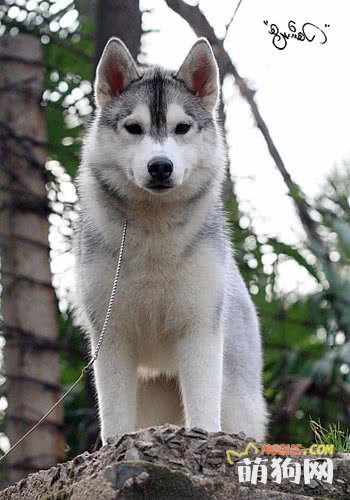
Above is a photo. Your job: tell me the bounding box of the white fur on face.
[124,103,151,130]
[166,103,192,131]
[125,102,199,190]
[86,101,220,198]
[131,135,196,190]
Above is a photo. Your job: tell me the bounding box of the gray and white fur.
[72,37,268,444]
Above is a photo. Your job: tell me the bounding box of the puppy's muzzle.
[147,157,173,188]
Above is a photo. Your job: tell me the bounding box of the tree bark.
[0,34,64,484]
[94,0,142,72]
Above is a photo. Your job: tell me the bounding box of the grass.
[310,418,350,453]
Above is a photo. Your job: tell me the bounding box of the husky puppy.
[73,37,267,444]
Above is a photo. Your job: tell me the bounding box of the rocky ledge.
[1,424,350,499]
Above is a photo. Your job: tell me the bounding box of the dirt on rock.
[1,424,349,499]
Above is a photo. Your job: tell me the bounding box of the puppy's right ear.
[94,38,140,108]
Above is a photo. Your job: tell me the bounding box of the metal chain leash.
[84,218,128,371]
[0,219,128,464]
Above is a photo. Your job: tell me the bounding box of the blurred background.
[0,0,350,486]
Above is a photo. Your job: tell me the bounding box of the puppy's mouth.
[146,182,174,192]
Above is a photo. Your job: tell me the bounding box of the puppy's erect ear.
[94,38,140,108]
[176,38,219,112]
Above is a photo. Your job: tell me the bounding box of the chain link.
[84,218,128,371]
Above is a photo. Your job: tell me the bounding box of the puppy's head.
[86,37,224,203]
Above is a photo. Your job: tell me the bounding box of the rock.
[1,424,349,499]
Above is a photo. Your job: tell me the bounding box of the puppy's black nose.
[147,157,173,181]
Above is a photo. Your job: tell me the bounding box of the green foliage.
[226,166,350,445]
[42,17,94,177]
[310,419,350,453]
[57,311,98,458]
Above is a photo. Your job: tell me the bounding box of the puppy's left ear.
[176,38,219,112]
[94,37,140,108]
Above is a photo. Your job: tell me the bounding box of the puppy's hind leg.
[136,376,184,429]
[221,374,268,441]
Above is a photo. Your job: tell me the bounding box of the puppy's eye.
[175,123,191,135]
[125,123,143,135]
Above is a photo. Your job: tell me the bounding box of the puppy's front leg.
[176,327,223,432]
[92,333,137,444]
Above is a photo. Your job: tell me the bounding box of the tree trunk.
[0,34,64,484]
[94,0,142,71]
